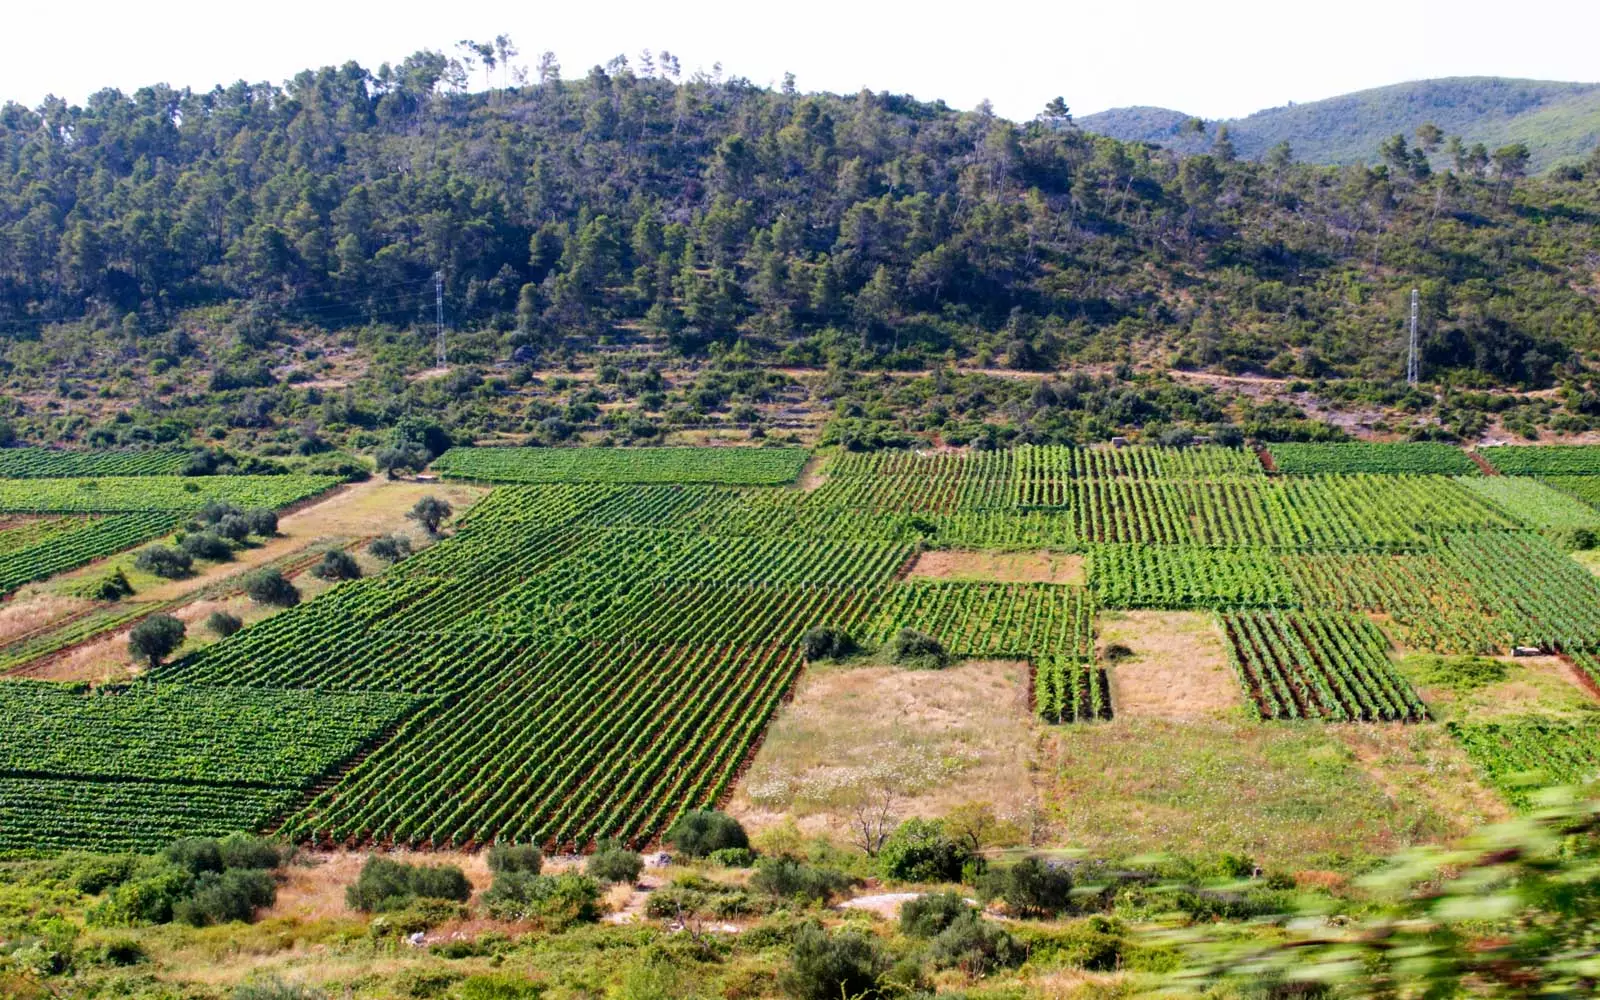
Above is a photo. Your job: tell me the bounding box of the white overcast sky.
[3,0,1597,121]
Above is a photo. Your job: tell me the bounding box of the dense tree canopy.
[1,48,1597,391]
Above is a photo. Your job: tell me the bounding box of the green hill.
[1080,77,1600,171]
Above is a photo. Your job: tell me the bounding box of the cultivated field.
[4,442,1600,859]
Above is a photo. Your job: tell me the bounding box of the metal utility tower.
[434,271,447,368]
[1408,286,1420,388]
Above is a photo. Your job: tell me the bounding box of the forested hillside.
[1080,77,1600,171]
[0,52,1598,453]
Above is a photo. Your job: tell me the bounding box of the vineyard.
[0,447,191,478]
[6,441,1600,853]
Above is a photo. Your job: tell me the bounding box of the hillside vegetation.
[1080,76,1600,171]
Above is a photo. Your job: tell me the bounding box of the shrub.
[181,531,233,561]
[586,840,643,885]
[929,912,1023,975]
[1551,526,1598,551]
[486,843,542,875]
[196,500,244,526]
[887,628,951,669]
[310,549,361,582]
[219,834,285,871]
[779,924,887,1000]
[900,891,972,937]
[244,508,279,537]
[408,495,454,535]
[455,973,544,1000]
[87,569,134,601]
[1102,641,1135,663]
[233,976,327,1000]
[750,858,855,904]
[134,545,192,579]
[664,809,748,858]
[708,846,757,868]
[244,568,300,607]
[128,614,186,668]
[70,854,140,895]
[800,626,857,661]
[79,936,147,967]
[216,514,252,542]
[346,857,471,912]
[481,871,600,925]
[976,856,1075,917]
[91,863,193,925]
[174,868,277,926]
[878,819,978,884]
[164,837,224,875]
[367,534,412,562]
[206,611,244,638]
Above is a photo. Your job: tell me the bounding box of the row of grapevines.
[0,512,181,596]
[0,777,297,856]
[1455,476,1600,531]
[280,641,802,850]
[1221,610,1426,722]
[1447,720,1600,810]
[1267,442,1478,476]
[0,681,421,788]
[0,474,339,513]
[1478,446,1600,476]
[432,446,809,485]
[1034,656,1110,724]
[0,447,191,478]
[867,582,1093,660]
[1090,545,1297,608]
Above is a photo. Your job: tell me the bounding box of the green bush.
[206,610,244,638]
[486,843,542,875]
[181,530,233,561]
[887,628,951,669]
[664,809,748,858]
[878,819,978,883]
[481,871,600,925]
[367,534,412,562]
[750,858,855,904]
[232,975,327,1000]
[454,973,545,1000]
[244,508,279,537]
[900,891,972,937]
[164,837,224,876]
[135,545,192,579]
[346,857,471,912]
[1015,915,1125,972]
[800,626,857,661]
[244,568,300,607]
[219,834,286,871]
[90,863,193,925]
[174,868,277,926]
[86,569,134,601]
[976,856,1074,917]
[70,854,140,895]
[779,924,887,1000]
[928,912,1023,975]
[707,846,756,868]
[586,840,643,885]
[310,549,361,581]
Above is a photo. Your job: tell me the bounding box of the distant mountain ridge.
[1079,77,1600,172]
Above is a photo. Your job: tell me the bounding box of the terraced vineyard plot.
[1268,442,1477,476]
[1545,476,1600,511]
[0,778,299,855]
[1457,476,1600,531]
[282,642,802,849]
[1092,545,1296,608]
[868,582,1094,660]
[0,682,420,787]
[0,474,338,513]
[1448,721,1600,809]
[1222,610,1426,721]
[432,446,808,485]
[1035,655,1110,723]
[0,512,180,596]
[1479,445,1600,476]
[0,448,191,478]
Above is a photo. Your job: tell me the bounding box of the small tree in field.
[205,611,243,638]
[366,534,412,562]
[129,614,186,667]
[245,568,300,607]
[310,550,361,582]
[407,495,453,536]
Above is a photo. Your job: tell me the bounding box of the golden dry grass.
[1098,610,1243,719]
[906,549,1084,585]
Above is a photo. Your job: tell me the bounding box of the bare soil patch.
[727,659,1044,843]
[1098,610,1242,719]
[907,550,1084,585]
[796,454,827,491]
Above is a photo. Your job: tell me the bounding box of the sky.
[3,0,1598,121]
